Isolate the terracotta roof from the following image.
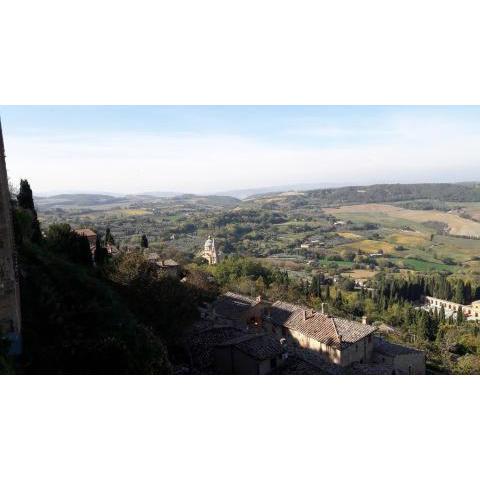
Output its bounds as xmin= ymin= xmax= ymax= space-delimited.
xmin=217 ymin=333 xmax=283 ymax=361
xmin=266 ymin=301 xmax=376 ymax=350
xmin=213 ymin=292 xmax=261 ymax=320
xmin=74 ymin=228 xmax=96 ymax=237
xmin=373 ymin=337 xmax=424 ymax=357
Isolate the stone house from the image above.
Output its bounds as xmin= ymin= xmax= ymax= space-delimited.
xmin=209 ymin=292 xmax=268 ymax=330
xmin=146 ymin=253 xmax=180 ymax=278
xmin=213 ymin=333 xmax=286 ymax=374
xmin=263 ymin=301 xmax=376 ymax=367
xmin=373 ymin=337 xmax=426 ymax=374
xmin=203 ymin=292 xmax=426 ymax=374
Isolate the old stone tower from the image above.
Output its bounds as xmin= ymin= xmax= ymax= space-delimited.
xmin=0 ymin=118 xmax=22 ymax=348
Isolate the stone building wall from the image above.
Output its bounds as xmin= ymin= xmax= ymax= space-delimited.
xmin=0 ymin=120 xmax=21 ymax=339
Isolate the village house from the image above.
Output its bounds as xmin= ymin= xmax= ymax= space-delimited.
xmin=373 ymin=337 xmax=426 ymax=374
xmin=203 ymin=292 xmax=427 ymax=374
xmin=213 ymin=333 xmax=286 ymax=374
xmin=208 ymin=292 xmax=268 ymax=330
xmin=263 ymin=301 xmax=376 ymax=367
xmin=145 ymin=252 xmax=180 ymax=278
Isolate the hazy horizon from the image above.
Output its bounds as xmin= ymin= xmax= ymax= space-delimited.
xmin=2 ymin=106 xmax=480 ymax=194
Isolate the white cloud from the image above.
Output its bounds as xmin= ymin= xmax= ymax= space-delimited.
xmin=5 ymin=114 xmax=480 ymax=194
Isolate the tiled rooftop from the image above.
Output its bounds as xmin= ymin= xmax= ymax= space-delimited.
xmin=74 ymin=228 xmax=96 ymax=237
xmin=266 ymin=300 xmax=376 ymax=350
xmin=213 ymin=292 xmax=262 ymax=320
xmin=218 ymin=333 xmax=284 ymax=361
xmin=374 ymin=337 xmax=424 ymax=357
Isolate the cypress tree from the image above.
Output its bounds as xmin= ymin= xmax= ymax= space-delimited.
xmin=141 ymin=234 xmax=149 ymax=249
xmin=456 ymin=306 xmax=464 ymax=324
xmin=105 ymin=227 xmax=115 ymax=245
xmin=454 ymin=280 xmax=466 ymax=305
xmin=17 ymin=179 xmax=35 ymax=211
xmin=94 ymin=236 xmax=108 ymax=266
xmin=17 ymin=178 xmax=42 ymax=243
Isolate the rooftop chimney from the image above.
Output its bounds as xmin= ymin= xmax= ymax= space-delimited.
xmin=321 ymin=303 xmax=325 ymax=315
xmin=362 ymin=315 xmax=369 ymax=325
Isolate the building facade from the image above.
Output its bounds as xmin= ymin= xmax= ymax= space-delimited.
xmin=263 ymin=301 xmax=376 ymax=367
xmin=373 ymin=337 xmax=426 ymax=374
xmin=202 ymin=236 xmax=221 ymax=265
xmin=424 ymin=296 xmax=480 ymax=320
xmin=204 ymin=292 xmax=426 ymax=374
xmin=0 ymin=119 xmax=22 ymax=349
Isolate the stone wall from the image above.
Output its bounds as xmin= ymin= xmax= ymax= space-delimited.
xmin=0 ymin=121 xmax=21 ymax=339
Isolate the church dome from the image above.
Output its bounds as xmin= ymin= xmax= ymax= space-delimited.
xmin=204 ymin=236 xmax=213 ymax=249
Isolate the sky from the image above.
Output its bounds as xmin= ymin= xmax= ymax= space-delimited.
xmin=1 ymin=105 xmax=480 ymax=195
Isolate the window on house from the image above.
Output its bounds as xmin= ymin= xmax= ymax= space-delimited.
xmin=270 ymin=357 xmax=278 ymax=370
xmin=368 ymin=335 xmax=372 ymax=343
xmin=355 ymin=344 xmax=358 ymax=352
xmin=282 ymin=326 xmax=288 ymax=337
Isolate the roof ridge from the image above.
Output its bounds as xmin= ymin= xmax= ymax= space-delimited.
xmin=330 ymin=316 xmax=341 ymax=343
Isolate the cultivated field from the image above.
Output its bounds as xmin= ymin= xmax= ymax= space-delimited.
xmin=325 ymin=203 xmax=480 ymax=237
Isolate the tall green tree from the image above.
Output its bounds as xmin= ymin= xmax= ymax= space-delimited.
xmin=17 ymin=179 xmax=35 ymax=211
xmin=105 ymin=227 xmax=115 ymax=245
xmin=453 ymin=280 xmax=466 ymax=305
xmin=16 ymin=179 xmax=42 ymax=243
xmin=141 ymin=234 xmax=149 ymax=249
xmin=94 ymin=236 xmax=108 ymax=266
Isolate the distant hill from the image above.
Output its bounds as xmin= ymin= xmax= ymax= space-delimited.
xmin=35 ymin=194 xmax=130 ymax=208
xmin=246 ymin=183 xmax=480 ymax=207
xmin=35 ymin=192 xmax=240 ymax=210
xmin=218 ymin=182 xmax=347 ymax=199
xmin=172 ymin=194 xmax=240 ymax=208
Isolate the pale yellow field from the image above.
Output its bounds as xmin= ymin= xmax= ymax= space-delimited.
xmin=337 ymin=232 xmax=363 ymax=240
xmin=342 ymin=270 xmax=377 ymax=280
xmin=325 ymin=204 xmax=480 ymax=237
xmin=120 ymin=209 xmax=152 ymax=216
xmin=387 ymin=231 xmax=429 ymax=248
xmin=344 ymin=239 xmax=397 ymax=254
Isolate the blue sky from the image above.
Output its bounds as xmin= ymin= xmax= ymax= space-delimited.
xmin=1 ymin=106 xmax=480 ymax=194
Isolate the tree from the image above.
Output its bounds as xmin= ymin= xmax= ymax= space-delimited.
xmin=46 ymin=224 xmax=92 ymax=266
xmin=439 ymin=305 xmax=446 ymax=324
xmin=17 ymin=179 xmax=35 ymax=211
xmin=453 ymin=280 xmax=466 ymax=305
xmin=109 ymin=252 xmax=199 ymax=344
xmin=16 ymin=179 xmax=42 ymax=243
xmin=141 ymin=234 xmax=149 ymax=249
xmin=94 ymin=236 xmax=108 ymax=266
xmin=105 ymin=227 xmax=115 ymax=245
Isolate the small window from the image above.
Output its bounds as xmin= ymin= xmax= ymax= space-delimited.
xmin=368 ymin=335 xmax=372 ymax=343
xmin=270 ymin=357 xmax=278 ymax=370
xmin=355 ymin=344 xmax=358 ymax=352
